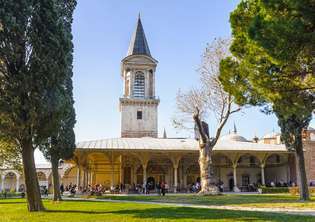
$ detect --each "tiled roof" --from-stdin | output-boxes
[127,15,151,57]
[76,137,288,152]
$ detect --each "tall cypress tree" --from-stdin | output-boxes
[35,0,76,202]
[0,0,76,210]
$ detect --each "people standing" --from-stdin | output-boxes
[161,181,166,196]
[60,183,64,195]
[145,182,150,194]
[156,182,161,195]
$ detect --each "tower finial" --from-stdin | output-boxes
[138,12,141,20]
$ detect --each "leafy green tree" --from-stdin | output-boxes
[0,0,76,210]
[0,137,22,171]
[219,0,315,200]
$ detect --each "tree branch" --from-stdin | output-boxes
[210,96,240,147]
[193,107,208,146]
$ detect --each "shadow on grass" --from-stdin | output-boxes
[47,210,107,214]
[0,201,25,205]
[46,206,314,222]
[98,194,315,206]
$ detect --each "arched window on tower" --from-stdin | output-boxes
[133,71,145,98]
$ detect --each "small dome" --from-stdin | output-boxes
[219,133,248,142]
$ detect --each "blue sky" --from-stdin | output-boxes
[35,0,314,163]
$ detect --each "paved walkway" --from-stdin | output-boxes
[63,197,315,217]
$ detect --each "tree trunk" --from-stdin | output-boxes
[198,142,219,195]
[21,139,45,211]
[295,133,310,201]
[51,157,62,201]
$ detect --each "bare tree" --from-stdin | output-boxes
[175,38,240,195]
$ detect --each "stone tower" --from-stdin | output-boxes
[120,16,159,138]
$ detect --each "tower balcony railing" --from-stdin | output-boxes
[121,95,159,100]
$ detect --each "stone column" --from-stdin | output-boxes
[120,155,124,184]
[85,170,88,187]
[184,175,187,189]
[90,171,93,185]
[171,156,181,193]
[233,164,240,192]
[133,165,137,185]
[120,167,124,185]
[16,175,20,192]
[81,169,84,187]
[110,152,115,188]
[145,70,149,97]
[261,164,266,186]
[82,170,86,187]
[76,167,81,187]
[130,71,134,97]
[1,175,5,191]
[142,163,147,185]
[111,164,115,187]
[179,165,183,190]
[174,166,178,193]
[86,171,88,186]
[152,70,156,97]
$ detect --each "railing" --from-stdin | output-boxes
[120,95,159,100]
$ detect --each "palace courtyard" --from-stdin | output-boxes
[1,194,315,222]
[0,0,314,221]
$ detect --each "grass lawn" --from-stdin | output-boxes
[0,198,314,222]
[97,193,315,209]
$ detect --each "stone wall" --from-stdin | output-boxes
[304,140,315,183]
[120,99,158,138]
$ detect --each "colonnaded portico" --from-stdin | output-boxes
[69,134,295,193]
[0,163,73,192]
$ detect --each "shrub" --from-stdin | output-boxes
[289,187,315,196]
[259,187,289,194]
[0,191,22,198]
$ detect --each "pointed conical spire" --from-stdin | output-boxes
[233,122,237,134]
[127,15,151,57]
[163,128,167,139]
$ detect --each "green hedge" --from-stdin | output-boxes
[0,191,24,198]
[260,187,289,193]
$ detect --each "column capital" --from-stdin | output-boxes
[141,163,148,169]
[170,155,181,169]
[137,152,150,168]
